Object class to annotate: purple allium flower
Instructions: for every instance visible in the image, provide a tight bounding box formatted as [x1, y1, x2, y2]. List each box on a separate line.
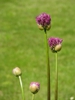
[13, 67, 22, 77]
[29, 82, 40, 94]
[36, 13, 51, 30]
[48, 37, 63, 52]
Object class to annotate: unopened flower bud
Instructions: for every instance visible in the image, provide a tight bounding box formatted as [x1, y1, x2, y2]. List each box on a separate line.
[13, 67, 22, 77]
[37, 24, 43, 30]
[70, 97, 74, 100]
[46, 25, 51, 30]
[29, 82, 40, 94]
[55, 44, 62, 52]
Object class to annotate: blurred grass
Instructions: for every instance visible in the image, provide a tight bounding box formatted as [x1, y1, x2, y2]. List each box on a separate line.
[0, 0, 75, 100]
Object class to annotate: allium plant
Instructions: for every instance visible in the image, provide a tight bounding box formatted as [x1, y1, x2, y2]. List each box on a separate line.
[13, 67, 40, 100]
[36, 13, 51, 100]
[13, 67, 24, 100]
[12, 13, 63, 100]
[48, 37, 63, 100]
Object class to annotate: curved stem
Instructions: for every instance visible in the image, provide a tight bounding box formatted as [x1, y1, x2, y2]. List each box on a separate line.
[18, 76, 24, 100]
[55, 52, 58, 100]
[44, 29, 50, 100]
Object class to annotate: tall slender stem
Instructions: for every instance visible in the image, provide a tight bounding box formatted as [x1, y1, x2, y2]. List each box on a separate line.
[18, 76, 24, 100]
[44, 29, 50, 100]
[55, 52, 58, 100]
[32, 94, 35, 100]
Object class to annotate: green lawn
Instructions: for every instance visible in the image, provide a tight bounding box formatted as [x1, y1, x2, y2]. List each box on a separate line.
[0, 0, 75, 100]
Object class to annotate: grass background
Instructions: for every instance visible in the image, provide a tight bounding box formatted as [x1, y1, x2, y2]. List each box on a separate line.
[0, 0, 75, 100]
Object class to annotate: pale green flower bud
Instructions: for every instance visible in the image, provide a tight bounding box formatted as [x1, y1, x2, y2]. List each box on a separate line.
[70, 97, 74, 100]
[55, 44, 62, 52]
[13, 67, 22, 77]
[46, 24, 51, 30]
[37, 24, 43, 30]
[37, 24, 51, 30]
[29, 82, 40, 94]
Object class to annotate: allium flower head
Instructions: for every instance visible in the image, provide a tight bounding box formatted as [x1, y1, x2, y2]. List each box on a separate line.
[29, 82, 40, 94]
[13, 67, 22, 77]
[48, 37, 63, 52]
[36, 13, 51, 30]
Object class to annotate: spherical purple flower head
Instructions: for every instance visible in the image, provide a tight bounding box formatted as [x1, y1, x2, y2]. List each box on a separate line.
[29, 82, 40, 94]
[48, 37, 63, 53]
[36, 13, 51, 30]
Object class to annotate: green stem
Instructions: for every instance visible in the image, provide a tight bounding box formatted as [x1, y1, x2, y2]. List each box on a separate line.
[44, 29, 50, 100]
[18, 76, 24, 100]
[55, 52, 58, 100]
[32, 94, 35, 100]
